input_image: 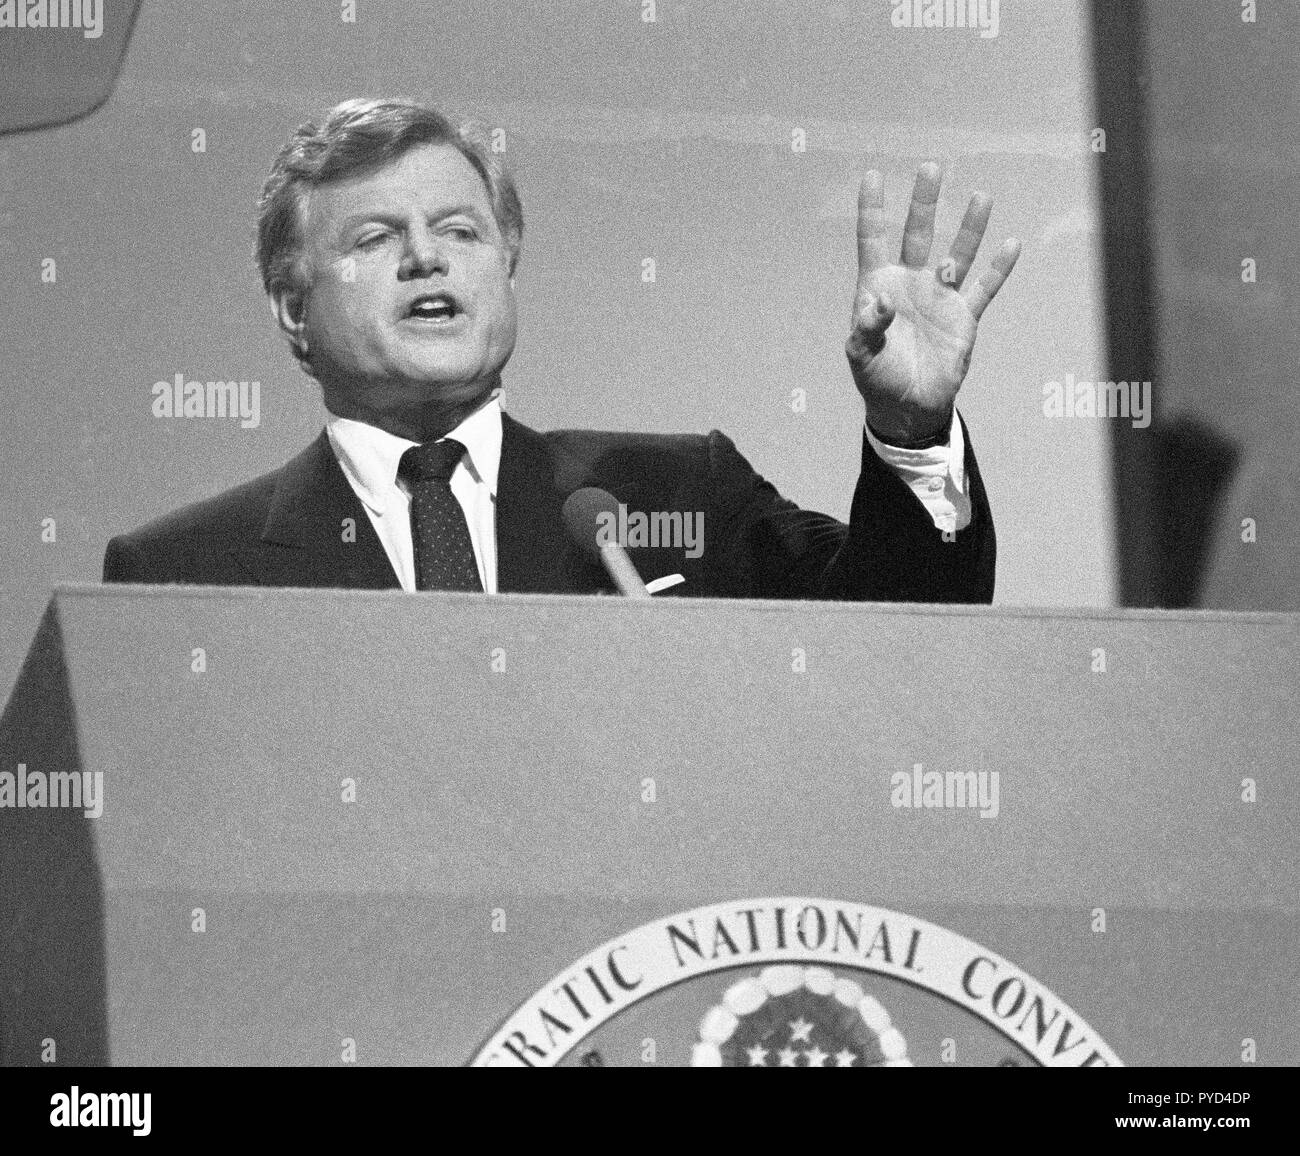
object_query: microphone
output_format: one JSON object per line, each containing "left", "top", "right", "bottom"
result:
{"left": 561, "top": 487, "right": 651, "bottom": 599}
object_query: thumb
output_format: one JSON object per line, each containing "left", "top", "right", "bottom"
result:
{"left": 846, "top": 291, "right": 896, "bottom": 361}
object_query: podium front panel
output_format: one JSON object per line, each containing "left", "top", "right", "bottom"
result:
{"left": 1, "top": 587, "right": 1295, "bottom": 1066}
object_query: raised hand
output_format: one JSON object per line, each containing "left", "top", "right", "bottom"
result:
{"left": 846, "top": 163, "right": 1020, "bottom": 446}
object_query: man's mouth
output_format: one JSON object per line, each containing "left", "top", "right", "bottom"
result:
{"left": 403, "top": 292, "right": 463, "bottom": 323}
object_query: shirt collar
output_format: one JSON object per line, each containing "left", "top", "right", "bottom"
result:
{"left": 326, "top": 393, "right": 504, "bottom": 515}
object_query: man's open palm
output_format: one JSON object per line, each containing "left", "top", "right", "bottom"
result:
{"left": 846, "top": 162, "right": 1020, "bottom": 444}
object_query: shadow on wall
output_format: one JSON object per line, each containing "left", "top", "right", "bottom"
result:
{"left": 1150, "top": 418, "right": 1239, "bottom": 609}
{"left": 1201, "top": 443, "right": 1300, "bottom": 613}
{"left": 0, "top": 601, "right": 110, "bottom": 1066}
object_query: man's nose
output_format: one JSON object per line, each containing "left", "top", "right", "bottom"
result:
{"left": 398, "top": 227, "right": 449, "bottom": 280}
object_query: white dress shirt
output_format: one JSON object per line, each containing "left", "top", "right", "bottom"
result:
{"left": 864, "top": 408, "right": 971, "bottom": 534}
{"left": 327, "top": 395, "right": 502, "bottom": 593}
{"left": 326, "top": 396, "right": 969, "bottom": 593}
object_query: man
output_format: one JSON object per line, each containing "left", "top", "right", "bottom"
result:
{"left": 103, "top": 98, "right": 1019, "bottom": 601}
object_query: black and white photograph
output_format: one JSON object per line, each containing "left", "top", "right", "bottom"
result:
{"left": 0, "top": 0, "right": 1293, "bottom": 1134}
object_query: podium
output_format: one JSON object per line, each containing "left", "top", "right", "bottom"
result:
{"left": 1, "top": 585, "right": 1296, "bottom": 1066}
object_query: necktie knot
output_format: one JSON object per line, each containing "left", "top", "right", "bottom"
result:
{"left": 399, "top": 438, "right": 466, "bottom": 486}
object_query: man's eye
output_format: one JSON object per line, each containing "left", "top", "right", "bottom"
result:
{"left": 356, "top": 232, "right": 390, "bottom": 249}
{"left": 446, "top": 225, "right": 477, "bottom": 240}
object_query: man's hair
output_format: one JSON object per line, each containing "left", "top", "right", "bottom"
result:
{"left": 255, "top": 97, "right": 523, "bottom": 299}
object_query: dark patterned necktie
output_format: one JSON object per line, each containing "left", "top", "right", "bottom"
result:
{"left": 397, "top": 438, "right": 484, "bottom": 592}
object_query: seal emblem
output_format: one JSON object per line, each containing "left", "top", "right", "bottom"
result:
{"left": 471, "top": 897, "right": 1123, "bottom": 1067}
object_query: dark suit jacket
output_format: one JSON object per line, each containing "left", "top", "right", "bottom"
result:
{"left": 103, "top": 413, "right": 995, "bottom": 602}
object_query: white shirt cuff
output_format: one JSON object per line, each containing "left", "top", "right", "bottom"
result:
{"left": 863, "top": 409, "right": 971, "bottom": 533}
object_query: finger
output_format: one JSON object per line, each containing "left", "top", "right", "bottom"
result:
{"left": 900, "top": 161, "right": 942, "bottom": 269}
{"left": 846, "top": 291, "right": 896, "bottom": 359}
{"left": 962, "top": 237, "right": 1022, "bottom": 320}
{"left": 856, "top": 170, "right": 889, "bottom": 277}
{"left": 941, "top": 191, "right": 992, "bottom": 290}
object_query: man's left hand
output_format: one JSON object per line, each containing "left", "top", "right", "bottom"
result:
{"left": 846, "top": 162, "right": 1020, "bottom": 446}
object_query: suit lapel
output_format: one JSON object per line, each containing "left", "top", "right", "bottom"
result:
{"left": 243, "top": 419, "right": 617, "bottom": 594}
{"left": 251, "top": 430, "right": 400, "bottom": 589}
{"left": 496, "top": 414, "right": 607, "bottom": 595}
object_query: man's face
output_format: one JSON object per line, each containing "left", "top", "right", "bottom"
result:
{"left": 292, "top": 143, "right": 517, "bottom": 435}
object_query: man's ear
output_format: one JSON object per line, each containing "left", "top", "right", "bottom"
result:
{"left": 269, "top": 284, "right": 308, "bottom": 347}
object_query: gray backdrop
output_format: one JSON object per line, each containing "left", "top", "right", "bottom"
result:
{"left": 1, "top": 0, "right": 1114, "bottom": 697}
